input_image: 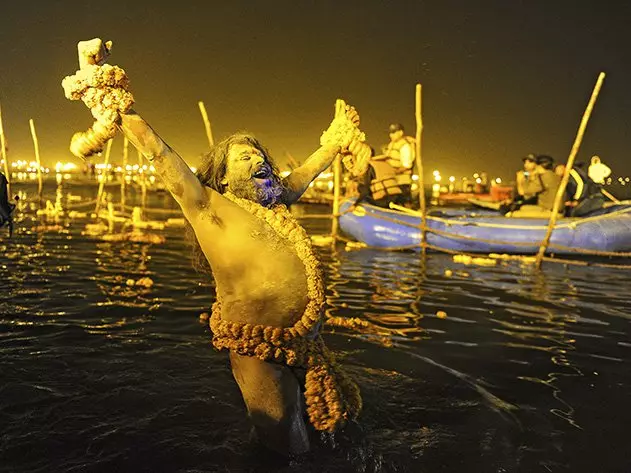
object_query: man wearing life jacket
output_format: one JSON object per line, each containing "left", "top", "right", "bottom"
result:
{"left": 555, "top": 163, "right": 605, "bottom": 217}
{"left": 343, "top": 148, "right": 403, "bottom": 209}
{"left": 506, "top": 155, "right": 562, "bottom": 218}
{"left": 587, "top": 155, "right": 612, "bottom": 185}
{"left": 384, "top": 123, "right": 415, "bottom": 205}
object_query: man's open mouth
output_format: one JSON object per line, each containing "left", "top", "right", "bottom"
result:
{"left": 252, "top": 167, "right": 271, "bottom": 179}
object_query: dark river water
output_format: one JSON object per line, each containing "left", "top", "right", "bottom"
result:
{"left": 1, "top": 182, "right": 630, "bottom": 473}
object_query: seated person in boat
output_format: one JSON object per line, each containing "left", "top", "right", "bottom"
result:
{"left": 505, "top": 155, "right": 562, "bottom": 218}
{"left": 0, "top": 171, "right": 17, "bottom": 236}
{"left": 555, "top": 163, "right": 605, "bottom": 217}
{"left": 384, "top": 123, "right": 415, "bottom": 206}
{"left": 588, "top": 155, "right": 612, "bottom": 185}
{"left": 343, "top": 147, "right": 405, "bottom": 210}
{"left": 62, "top": 38, "right": 362, "bottom": 457}
{"left": 503, "top": 154, "right": 537, "bottom": 208}
{"left": 498, "top": 153, "right": 539, "bottom": 214}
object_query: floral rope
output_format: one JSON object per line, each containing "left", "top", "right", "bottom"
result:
{"left": 210, "top": 192, "right": 362, "bottom": 432}
{"left": 62, "top": 60, "right": 134, "bottom": 158}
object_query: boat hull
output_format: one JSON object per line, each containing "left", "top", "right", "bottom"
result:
{"left": 338, "top": 200, "right": 631, "bottom": 255}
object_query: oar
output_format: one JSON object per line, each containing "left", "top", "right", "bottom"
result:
{"left": 389, "top": 202, "right": 424, "bottom": 216}
{"left": 602, "top": 188, "right": 620, "bottom": 203}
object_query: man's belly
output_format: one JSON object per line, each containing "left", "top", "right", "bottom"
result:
{"left": 215, "top": 264, "right": 310, "bottom": 328}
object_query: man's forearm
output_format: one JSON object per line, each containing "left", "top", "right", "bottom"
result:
{"left": 284, "top": 145, "right": 341, "bottom": 201}
{"left": 119, "top": 110, "right": 207, "bottom": 208}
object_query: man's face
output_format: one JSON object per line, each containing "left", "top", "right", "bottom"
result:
{"left": 523, "top": 159, "right": 536, "bottom": 172}
{"left": 222, "top": 143, "right": 282, "bottom": 206}
{"left": 389, "top": 130, "right": 404, "bottom": 141}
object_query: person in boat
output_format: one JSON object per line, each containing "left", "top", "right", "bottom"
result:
{"left": 0, "top": 171, "right": 17, "bottom": 236}
{"left": 62, "top": 38, "right": 362, "bottom": 457}
{"left": 505, "top": 154, "right": 562, "bottom": 218}
{"left": 383, "top": 123, "right": 415, "bottom": 206}
{"left": 498, "top": 153, "right": 539, "bottom": 214}
{"left": 344, "top": 147, "right": 404, "bottom": 210}
{"left": 588, "top": 155, "right": 612, "bottom": 185}
{"left": 555, "top": 163, "right": 605, "bottom": 217}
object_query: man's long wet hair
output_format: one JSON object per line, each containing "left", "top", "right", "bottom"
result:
{"left": 186, "top": 132, "right": 282, "bottom": 274}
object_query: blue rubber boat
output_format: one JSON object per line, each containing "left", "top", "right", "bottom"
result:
{"left": 338, "top": 199, "right": 631, "bottom": 255}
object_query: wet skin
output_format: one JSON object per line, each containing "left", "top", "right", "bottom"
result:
{"left": 117, "top": 112, "right": 346, "bottom": 455}
{"left": 71, "top": 38, "right": 359, "bottom": 454}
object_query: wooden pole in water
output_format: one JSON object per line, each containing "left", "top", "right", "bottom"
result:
{"left": 198, "top": 101, "right": 214, "bottom": 149}
{"left": 331, "top": 154, "right": 342, "bottom": 238}
{"left": 94, "top": 138, "right": 114, "bottom": 216}
{"left": 414, "top": 84, "right": 427, "bottom": 253}
{"left": 0, "top": 101, "right": 10, "bottom": 198}
{"left": 28, "top": 118, "right": 44, "bottom": 201}
{"left": 121, "top": 136, "right": 128, "bottom": 211}
{"left": 137, "top": 148, "right": 147, "bottom": 207}
{"left": 535, "top": 72, "right": 606, "bottom": 268}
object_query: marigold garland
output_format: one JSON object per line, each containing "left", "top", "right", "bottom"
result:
{"left": 62, "top": 42, "right": 134, "bottom": 159}
{"left": 210, "top": 191, "right": 362, "bottom": 432}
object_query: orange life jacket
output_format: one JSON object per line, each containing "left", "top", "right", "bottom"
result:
{"left": 369, "top": 160, "right": 403, "bottom": 201}
{"left": 385, "top": 136, "right": 415, "bottom": 186}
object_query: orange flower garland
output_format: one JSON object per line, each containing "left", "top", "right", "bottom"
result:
{"left": 210, "top": 191, "right": 362, "bottom": 432}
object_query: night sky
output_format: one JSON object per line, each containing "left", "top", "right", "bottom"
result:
{"left": 0, "top": 0, "right": 629, "bottom": 180}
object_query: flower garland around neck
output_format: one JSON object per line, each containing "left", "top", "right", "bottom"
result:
{"left": 209, "top": 191, "right": 362, "bottom": 432}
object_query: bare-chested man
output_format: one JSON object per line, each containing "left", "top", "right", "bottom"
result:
{"left": 63, "top": 38, "right": 363, "bottom": 456}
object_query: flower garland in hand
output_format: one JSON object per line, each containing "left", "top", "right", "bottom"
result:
{"left": 61, "top": 39, "right": 134, "bottom": 159}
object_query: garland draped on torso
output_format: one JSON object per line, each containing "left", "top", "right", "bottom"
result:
{"left": 209, "top": 192, "right": 361, "bottom": 432}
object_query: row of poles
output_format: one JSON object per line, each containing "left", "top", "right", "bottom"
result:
{"left": 0, "top": 103, "right": 52, "bottom": 202}
{"left": 0, "top": 99, "right": 216, "bottom": 216}
{"left": 3, "top": 76, "right": 608, "bottom": 269}
{"left": 330, "top": 73, "right": 607, "bottom": 270}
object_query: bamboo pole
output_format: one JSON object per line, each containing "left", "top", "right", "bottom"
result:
{"left": 28, "top": 118, "right": 44, "bottom": 201}
{"left": 414, "top": 84, "right": 427, "bottom": 253}
{"left": 331, "top": 155, "right": 342, "bottom": 238}
{"left": 0, "top": 101, "right": 9, "bottom": 198}
{"left": 94, "top": 138, "right": 114, "bottom": 215}
{"left": 138, "top": 148, "right": 147, "bottom": 207}
{"left": 198, "top": 101, "right": 214, "bottom": 149}
{"left": 121, "top": 136, "right": 128, "bottom": 211}
{"left": 535, "top": 72, "right": 606, "bottom": 268}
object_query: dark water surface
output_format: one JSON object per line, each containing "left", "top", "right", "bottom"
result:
{"left": 1, "top": 183, "right": 631, "bottom": 472}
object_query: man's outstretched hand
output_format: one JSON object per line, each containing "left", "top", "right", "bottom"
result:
{"left": 321, "top": 99, "right": 365, "bottom": 151}
{"left": 77, "top": 38, "right": 113, "bottom": 69}
{"left": 335, "top": 99, "right": 360, "bottom": 128}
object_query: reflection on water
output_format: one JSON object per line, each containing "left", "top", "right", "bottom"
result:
{"left": 1, "top": 183, "right": 631, "bottom": 472}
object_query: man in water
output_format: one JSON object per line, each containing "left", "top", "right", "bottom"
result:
{"left": 0, "top": 171, "right": 17, "bottom": 236}
{"left": 63, "top": 38, "right": 362, "bottom": 456}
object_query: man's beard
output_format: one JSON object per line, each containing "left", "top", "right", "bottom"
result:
{"left": 227, "top": 174, "right": 284, "bottom": 207}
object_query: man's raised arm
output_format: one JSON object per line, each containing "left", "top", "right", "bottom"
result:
{"left": 62, "top": 38, "right": 208, "bottom": 215}
{"left": 118, "top": 111, "right": 208, "bottom": 212}
{"left": 282, "top": 144, "right": 341, "bottom": 204}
